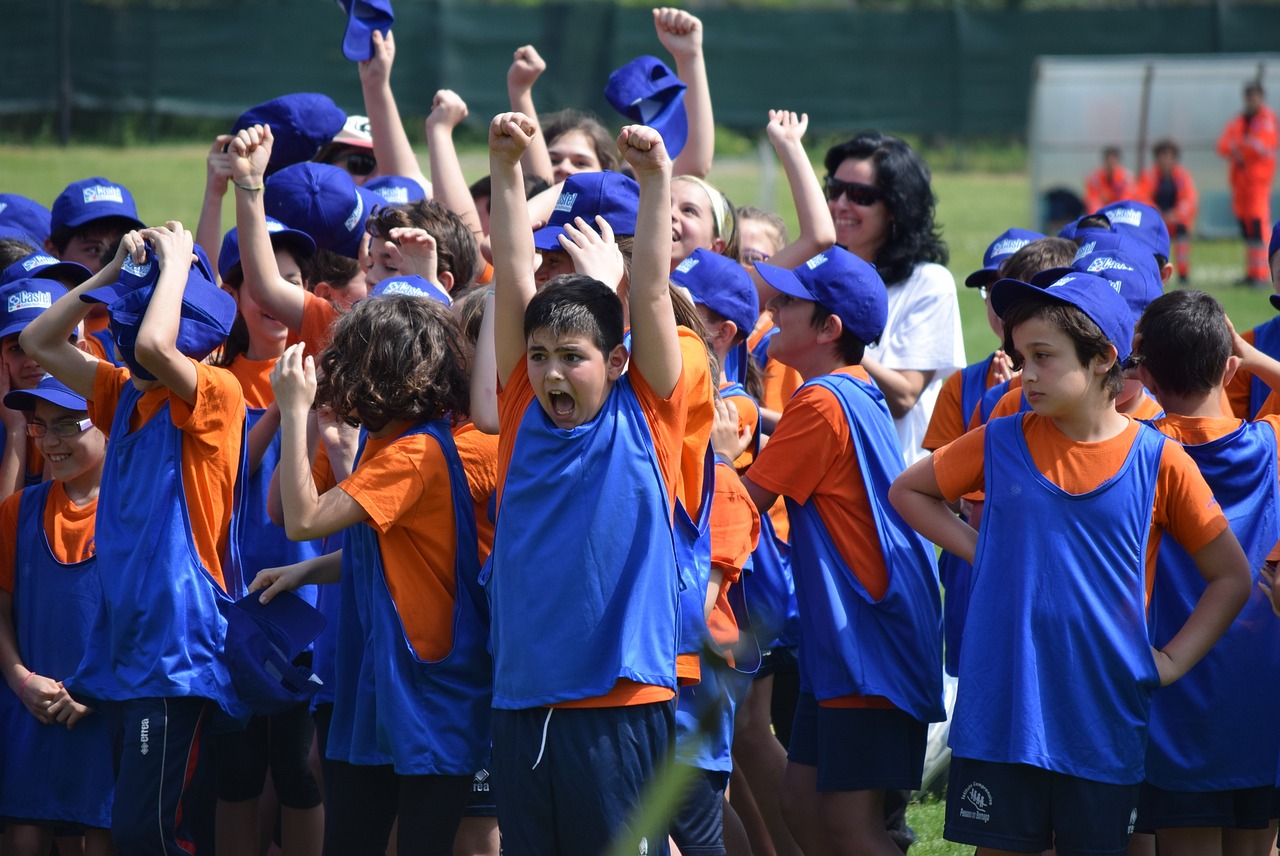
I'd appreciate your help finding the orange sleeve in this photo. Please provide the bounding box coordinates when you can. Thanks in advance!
[339,432,459,662]
[454,423,499,564]
[705,465,760,652]
[630,351,691,517]
[675,328,714,517]
[933,424,988,502]
[922,370,965,451]
[495,358,535,510]
[87,360,130,433]
[725,389,760,470]
[0,492,20,593]
[1150,440,1229,558]
[300,290,340,357]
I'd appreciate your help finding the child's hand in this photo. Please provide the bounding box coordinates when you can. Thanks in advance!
[106,229,149,274]
[143,222,195,273]
[62,695,94,730]
[0,368,25,435]
[317,404,360,469]
[766,110,809,149]
[248,561,308,604]
[228,124,274,187]
[507,45,546,92]
[359,29,395,88]
[17,672,62,725]
[206,134,235,196]
[425,89,469,133]
[489,112,537,165]
[384,227,441,284]
[1226,314,1259,366]
[711,395,751,463]
[1259,561,1280,617]
[653,7,702,60]
[557,216,625,292]
[991,349,1015,384]
[1151,646,1180,687]
[270,342,318,415]
[617,124,670,176]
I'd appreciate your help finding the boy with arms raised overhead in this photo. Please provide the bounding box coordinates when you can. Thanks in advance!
[890,273,1252,856]
[486,111,686,856]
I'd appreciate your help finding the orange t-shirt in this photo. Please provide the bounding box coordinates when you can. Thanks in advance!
[495,337,689,708]
[453,422,499,564]
[0,482,97,593]
[300,290,341,357]
[706,465,760,657]
[89,360,243,590]
[336,427,463,662]
[934,413,1229,604]
[225,355,276,410]
[721,381,761,472]
[746,366,899,709]
[984,382,1163,424]
[923,357,1004,451]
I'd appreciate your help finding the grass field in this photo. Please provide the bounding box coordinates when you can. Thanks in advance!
[0,143,1265,853]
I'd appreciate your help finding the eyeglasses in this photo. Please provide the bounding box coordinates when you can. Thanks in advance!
[741,249,771,266]
[27,418,93,439]
[824,176,882,206]
[328,150,377,177]
[978,286,989,300]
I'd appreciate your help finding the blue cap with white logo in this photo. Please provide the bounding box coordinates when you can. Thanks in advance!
[533,172,640,252]
[965,228,1045,288]
[265,163,381,260]
[754,246,888,344]
[991,271,1134,363]
[50,177,145,233]
[1096,200,1171,260]
[218,217,316,281]
[369,275,450,304]
[0,252,91,288]
[0,278,68,341]
[670,248,758,338]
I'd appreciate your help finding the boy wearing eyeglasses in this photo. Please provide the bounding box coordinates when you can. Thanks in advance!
[0,374,113,856]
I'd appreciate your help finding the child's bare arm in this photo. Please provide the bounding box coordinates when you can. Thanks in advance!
[196,134,235,275]
[270,343,368,540]
[133,222,201,404]
[1229,315,1280,399]
[360,30,430,192]
[228,124,306,332]
[656,8,714,179]
[888,455,980,563]
[424,89,485,243]
[507,45,554,184]
[619,125,681,398]
[249,551,343,604]
[470,289,500,434]
[1154,528,1251,686]
[489,112,540,382]
[749,110,837,299]
[20,238,142,400]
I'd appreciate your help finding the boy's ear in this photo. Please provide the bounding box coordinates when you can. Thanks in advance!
[606,343,629,379]
[1222,353,1241,387]
[1159,262,1174,285]
[313,281,335,301]
[1093,343,1119,376]
[814,311,843,347]
[439,270,455,293]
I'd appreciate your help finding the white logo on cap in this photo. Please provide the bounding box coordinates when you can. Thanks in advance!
[82,185,124,205]
[553,192,578,214]
[806,253,828,270]
[266,220,286,233]
[381,280,428,297]
[122,257,152,277]
[1073,241,1096,262]
[1051,275,1076,288]
[22,255,58,271]
[1086,257,1134,274]
[1105,208,1142,227]
[344,192,364,233]
[990,238,1031,257]
[675,257,699,274]
[0,203,7,214]
[377,187,410,205]
[7,290,52,314]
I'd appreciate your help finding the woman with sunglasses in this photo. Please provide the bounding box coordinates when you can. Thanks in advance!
[823,133,963,466]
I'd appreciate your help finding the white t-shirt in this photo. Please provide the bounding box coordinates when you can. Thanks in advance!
[864,261,966,465]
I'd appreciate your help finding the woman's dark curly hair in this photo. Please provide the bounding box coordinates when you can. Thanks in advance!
[316,295,470,432]
[824,132,948,286]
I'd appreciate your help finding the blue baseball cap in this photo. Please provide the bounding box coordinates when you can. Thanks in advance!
[364,175,426,206]
[533,171,640,252]
[233,95,348,177]
[3,373,87,412]
[1,252,91,287]
[337,0,394,63]
[78,246,162,308]
[754,246,888,344]
[671,249,758,337]
[1035,246,1164,328]
[218,217,316,280]
[965,228,1044,288]
[369,275,449,304]
[0,194,52,247]
[50,178,145,234]
[991,271,1134,363]
[264,163,380,260]
[1269,219,1280,261]
[1096,200,1171,260]
[0,278,67,341]
[222,590,326,716]
[604,55,688,159]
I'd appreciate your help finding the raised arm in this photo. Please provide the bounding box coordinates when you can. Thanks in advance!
[228,124,305,332]
[425,89,485,243]
[489,112,540,383]
[618,125,680,397]
[655,8,714,178]
[507,46,554,184]
[196,134,235,275]
[470,288,501,434]
[360,30,430,192]
[133,222,201,404]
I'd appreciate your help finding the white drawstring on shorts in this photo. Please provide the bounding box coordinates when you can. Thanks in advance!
[531,708,554,770]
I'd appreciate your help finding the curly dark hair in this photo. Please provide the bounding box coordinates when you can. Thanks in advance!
[824,132,948,285]
[317,295,470,431]
[366,199,480,290]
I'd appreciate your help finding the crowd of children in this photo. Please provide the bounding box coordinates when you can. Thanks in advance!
[3,7,1280,856]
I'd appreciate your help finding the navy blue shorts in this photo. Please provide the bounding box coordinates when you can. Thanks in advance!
[945,756,1140,856]
[670,767,730,856]
[1136,782,1277,831]
[463,767,498,818]
[786,693,926,792]
[492,701,675,856]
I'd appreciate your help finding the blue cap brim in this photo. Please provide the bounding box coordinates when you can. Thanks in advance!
[3,384,87,412]
[964,267,1000,289]
[754,259,818,303]
[989,277,1048,319]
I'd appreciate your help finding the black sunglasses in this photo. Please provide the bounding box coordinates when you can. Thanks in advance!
[330,150,377,177]
[824,176,882,206]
